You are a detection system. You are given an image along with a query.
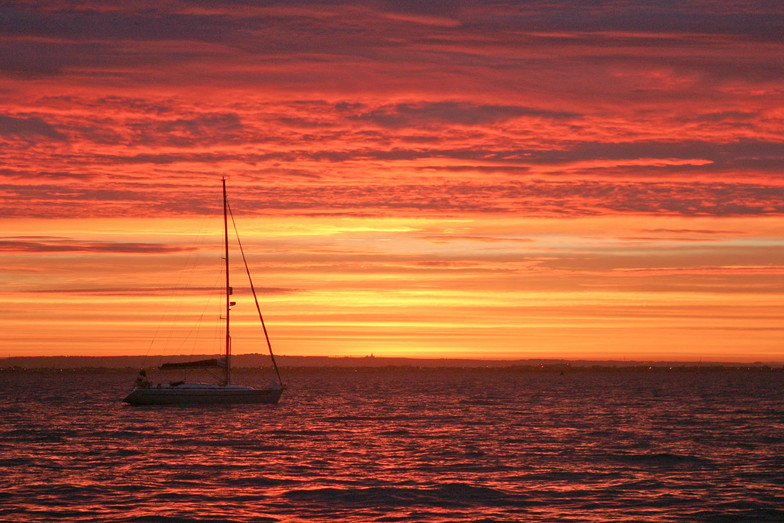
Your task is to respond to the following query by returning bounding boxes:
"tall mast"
[222,177,231,385]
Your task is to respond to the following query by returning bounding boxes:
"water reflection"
[0,368,782,521]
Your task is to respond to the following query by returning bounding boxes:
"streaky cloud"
[0,114,65,140]
[342,101,578,128]
[20,285,297,296]
[0,238,197,254]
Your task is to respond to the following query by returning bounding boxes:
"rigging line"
[141,210,215,372]
[226,199,284,387]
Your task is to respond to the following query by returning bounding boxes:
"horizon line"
[3,354,783,367]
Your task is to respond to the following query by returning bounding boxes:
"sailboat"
[123,179,285,406]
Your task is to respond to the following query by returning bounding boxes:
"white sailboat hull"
[124,383,284,406]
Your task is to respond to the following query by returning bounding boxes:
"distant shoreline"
[2,354,782,370]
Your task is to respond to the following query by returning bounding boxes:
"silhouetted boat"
[124,179,284,406]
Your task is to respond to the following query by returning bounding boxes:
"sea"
[1,367,782,522]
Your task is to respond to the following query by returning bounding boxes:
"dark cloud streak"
[0,114,65,140]
[342,101,578,128]
[0,238,198,254]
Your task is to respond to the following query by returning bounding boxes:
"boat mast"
[226,200,286,389]
[223,177,231,386]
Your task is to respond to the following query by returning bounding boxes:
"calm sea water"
[1,368,782,522]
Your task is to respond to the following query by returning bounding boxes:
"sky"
[1,1,783,361]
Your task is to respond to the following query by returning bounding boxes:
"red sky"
[1,1,783,361]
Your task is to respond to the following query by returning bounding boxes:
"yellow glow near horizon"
[2,211,782,361]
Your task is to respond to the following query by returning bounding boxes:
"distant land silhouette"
[1,354,780,370]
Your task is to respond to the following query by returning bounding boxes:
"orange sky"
[1,1,782,361]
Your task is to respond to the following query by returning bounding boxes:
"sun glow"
[1,2,782,362]
[2,211,781,361]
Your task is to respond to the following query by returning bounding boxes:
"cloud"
[0,168,93,180]
[21,285,297,296]
[510,139,784,173]
[3,176,782,218]
[223,180,784,217]
[0,114,65,140]
[462,2,784,42]
[124,113,244,147]
[0,1,782,223]
[640,228,742,235]
[420,235,533,244]
[0,4,232,42]
[0,237,197,254]
[342,101,578,128]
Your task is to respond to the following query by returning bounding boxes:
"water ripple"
[0,369,782,521]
